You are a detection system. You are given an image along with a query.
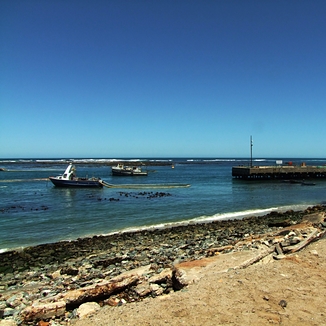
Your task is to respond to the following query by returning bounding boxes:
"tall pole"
[250,135,253,167]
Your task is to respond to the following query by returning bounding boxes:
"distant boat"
[111,164,148,176]
[49,164,103,187]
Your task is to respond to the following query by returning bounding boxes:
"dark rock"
[61,267,79,276]
[268,219,292,227]
[171,268,186,291]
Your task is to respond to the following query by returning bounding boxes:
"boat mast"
[250,135,253,167]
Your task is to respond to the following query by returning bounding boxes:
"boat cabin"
[61,164,76,180]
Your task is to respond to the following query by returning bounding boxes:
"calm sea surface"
[1,157,326,252]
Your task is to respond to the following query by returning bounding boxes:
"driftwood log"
[21,275,139,322]
[206,245,234,256]
[282,229,319,253]
[235,246,276,269]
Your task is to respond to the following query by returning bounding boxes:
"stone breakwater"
[1,205,326,325]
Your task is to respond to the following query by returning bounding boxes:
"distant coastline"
[1,157,326,167]
[0,158,251,167]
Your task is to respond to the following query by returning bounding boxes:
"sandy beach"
[1,205,326,325]
[73,236,326,326]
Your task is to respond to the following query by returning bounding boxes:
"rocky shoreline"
[1,205,326,325]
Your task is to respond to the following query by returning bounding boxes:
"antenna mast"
[250,136,253,167]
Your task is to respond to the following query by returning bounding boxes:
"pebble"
[76,302,101,319]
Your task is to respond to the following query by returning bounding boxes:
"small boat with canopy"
[111,164,148,176]
[49,164,103,188]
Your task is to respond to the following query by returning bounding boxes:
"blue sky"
[1,0,325,159]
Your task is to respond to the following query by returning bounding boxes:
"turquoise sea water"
[1,157,326,252]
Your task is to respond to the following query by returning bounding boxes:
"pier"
[232,164,326,180]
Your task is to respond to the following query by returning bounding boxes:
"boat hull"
[49,177,103,188]
[111,169,148,176]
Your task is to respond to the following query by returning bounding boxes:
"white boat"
[49,164,103,187]
[111,164,148,176]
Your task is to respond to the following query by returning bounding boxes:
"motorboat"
[49,164,103,187]
[111,164,148,176]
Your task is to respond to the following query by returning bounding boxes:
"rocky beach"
[1,205,326,325]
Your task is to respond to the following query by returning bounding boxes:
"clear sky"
[1,0,325,159]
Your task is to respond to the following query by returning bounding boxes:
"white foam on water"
[98,203,314,238]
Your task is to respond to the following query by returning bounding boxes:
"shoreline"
[1,204,324,269]
[1,205,326,325]
[0,203,316,254]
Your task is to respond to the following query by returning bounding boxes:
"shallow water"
[1,157,325,251]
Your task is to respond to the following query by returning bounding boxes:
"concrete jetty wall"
[232,165,326,180]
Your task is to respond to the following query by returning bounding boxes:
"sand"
[72,236,326,326]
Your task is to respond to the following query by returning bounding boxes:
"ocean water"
[1,157,326,252]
